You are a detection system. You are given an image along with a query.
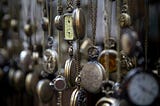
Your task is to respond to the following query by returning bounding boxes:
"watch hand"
[139,85,155,96]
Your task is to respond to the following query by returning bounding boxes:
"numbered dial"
[64,14,74,40]
[128,72,159,106]
[122,68,160,106]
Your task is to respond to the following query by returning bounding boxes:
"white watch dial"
[128,73,159,106]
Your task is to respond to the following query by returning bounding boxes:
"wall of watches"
[0,0,160,106]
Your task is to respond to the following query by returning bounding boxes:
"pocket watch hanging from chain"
[50,0,67,105]
[80,0,107,94]
[98,0,118,75]
[43,0,58,75]
[70,0,88,106]
[63,0,77,88]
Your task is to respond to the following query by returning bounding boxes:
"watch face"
[98,49,117,73]
[64,15,74,40]
[43,49,57,74]
[128,73,159,106]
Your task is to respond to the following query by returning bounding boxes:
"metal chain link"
[89,0,97,45]
[57,92,62,106]
[57,0,63,14]
[67,0,74,9]
[104,0,112,49]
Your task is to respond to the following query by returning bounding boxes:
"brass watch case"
[64,58,77,87]
[13,70,25,91]
[19,49,32,72]
[25,72,39,95]
[80,61,106,93]
[70,88,87,106]
[72,8,86,40]
[43,49,58,74]
[98,49,117,73]
[120,13,131,28]
[96,97,120,106]
[36,79,53,103]
[54,15,63,30]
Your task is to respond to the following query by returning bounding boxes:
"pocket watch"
[8,68,15,86]
[121,29,137,55]
[70,88,87,106]
[19,49,32,72]
[10,19,18,31]
[72,7,86,40]
[24,23,33,37]
[80,61,106,93]
[43,49,58,74]
[54,15,63,31]
[98,49,117,73]
[25,72,39,95]
[64,13,75,41]
[96,97,120,106]
[50,75,67,91]
[119,13,131,28]
[64,58,77,87]
[41,17,49,32]
[36,79,54,103]
[13,70,25,91]
[121,68,160,106]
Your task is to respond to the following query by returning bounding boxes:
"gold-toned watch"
[72,0,86,40]
[98,49,117,73]
[119,2,131,28]
[43,48,58,74]
[36,79,53,103]
[64,58,77,87]
[96,97,120,106]
[70,88,87,106]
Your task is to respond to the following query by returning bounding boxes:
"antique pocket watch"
[98,49,117,73]
[64,58,77,87]
[121,68,160,106]
[70,88,87,106]
[121,28,137,55]
[25,72,39,95]
[50,75,67,91]
[80,47,107,93]
[43,48,58,74]
[80,61,106,93]
[19,49,32,72]
[13,69,25,91]
[119,13,131,28]
[72,6,86,40]
[96,97,120,106]
[36,79,54,103]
